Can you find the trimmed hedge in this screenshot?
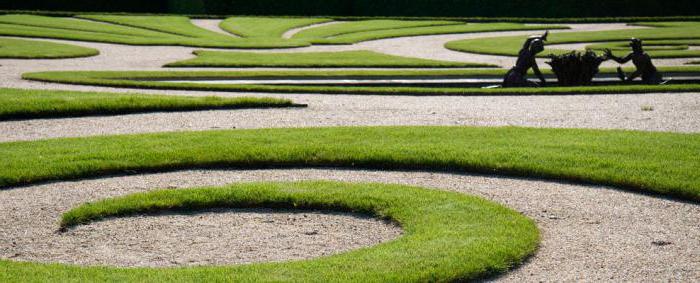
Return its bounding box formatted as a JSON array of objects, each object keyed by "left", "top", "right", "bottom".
[{"left": 2, "top": 0, "right": 699, "bottom": 17}]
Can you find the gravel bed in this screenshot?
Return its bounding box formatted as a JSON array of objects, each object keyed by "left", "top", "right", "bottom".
[{"left": 0, "top": 169, "right": 697, "bottom": 280}]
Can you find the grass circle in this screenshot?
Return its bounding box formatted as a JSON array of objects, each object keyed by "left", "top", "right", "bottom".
[{"left": 3, "top": 181, "right": 538, "bottom": 282}]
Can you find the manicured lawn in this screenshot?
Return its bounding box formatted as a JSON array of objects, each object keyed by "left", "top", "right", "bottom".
[
  {"left": 0, "top": 88, "right": 301, "bottom": 120},
  {"left": 292, "top": 21, "right": 566, "bottom": 44},
  {"left": 219, "top": 17, "right": 331, "bottom": 38},
  {"left": 0, "top": 126, "right": 698, "bottom": 201},
  {"left": 23, "top": 67, "right": 700, "bottom": 96},
  {"left": 0, "top": 14, "right": 564, "bottom": 48},
  {"left": 2, "top": 181, "right": 538, "bottom": 282},
  {"left": 0, "top": 38, "right": 98, "bottom": 59},
  {"left": 445, "top": 22, "right": 700, "bottom": 59},
  {"left": 165, "top": 50, "right": 494, "bottom": 68},
  {"left": 0, "top": 14, "right": 295, "bottom": 48}
]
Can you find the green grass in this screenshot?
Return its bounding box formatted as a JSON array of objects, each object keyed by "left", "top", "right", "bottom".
[
  {"left": 0, "top": 38, "right": 98, "bottom": 59},
  {"left": 0, "top": 88, "right": 301, "bottom": 120},
  {"left": 165, "top": 50, "right": 494, "bottom": 68},
  {"left": 0, "top": 126, "right": 698, "bottom": 201},
  {"left": 2, "top": 180, "right": 538, "bottom": 282},
  {"left": 445, "top": 21, "right": 700, "bottom": 59},
  {"left": 0, "top": 14, "right": 565, "bottom": 49},
  {"left": 291, "top": 20, "right": 566, "bottom": 44},
  {"left": 23, "top": 66, "right": 700, "bottom": 96},
  {"left": 219, "top": 17, "right": 331, "bottom": 38},
  {"left": 0, "top": 14, "right": 302, "bottom": 48}
]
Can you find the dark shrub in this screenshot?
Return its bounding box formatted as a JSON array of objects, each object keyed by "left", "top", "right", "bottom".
[{"left": 547, "top": 51, "right": 605, "bottom": 86}]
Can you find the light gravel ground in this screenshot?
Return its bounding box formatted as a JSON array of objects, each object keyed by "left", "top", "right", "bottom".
[
  {"left": 190, "top": 19, "right": 239, "bottom": 37},
  {"left": 0, "top": 169, "right": 697, "bottom": 280},
  {"left": 1, "top": 92, "right": 699, "bottom": 142}
]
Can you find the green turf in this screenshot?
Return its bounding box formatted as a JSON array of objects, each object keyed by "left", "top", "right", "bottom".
[
  {"left": 0, "top": 14, "right": 301, "bottom": 48},
  {"left": 289, "top": 20, "right": 565, "bottom": 45},
  {"left": 219, "top": 17, "right": 331, "bottom": 38},
  {"left": 0, "top": 126, "right": 698, "bottom": 201},
  {"left": 165, "top": 50, "right": 494, "bottom": 68},
  {"left": 2, "top": 181, "right": 538, "bottom": 282},
  {"left": 445, "top": 22, "right": 700, "bottom": 59},
  {"left": 0, "top": 14, "right": 565, "bottom": 48},
  {"left": 22, "top": 67, "right": 700, "bottom": 96},
  {"left": 0, "top": 38, "right": 98, "bottom": 59},
  {"left": 0, "top": 88, "right": 300, "bottom": 120}
]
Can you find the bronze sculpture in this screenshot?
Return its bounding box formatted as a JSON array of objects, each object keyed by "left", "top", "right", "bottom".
[
  {"left": 604, "top": 38, "right": 663, "bottom": 84},
  {"left": 503, "top": 31, "right": 548, "bottom": 87}
]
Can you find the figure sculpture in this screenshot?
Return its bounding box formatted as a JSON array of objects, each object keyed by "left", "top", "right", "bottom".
[
  {"left": 604, "top": 38, "right": 663, "bottom": 84},
  {"left": 503, "top": 31, "right": 548, "bottom": 87}
]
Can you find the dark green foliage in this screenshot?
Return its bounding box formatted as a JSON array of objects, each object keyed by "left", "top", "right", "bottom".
[
  {"left": 2, "top": 0, "right": 697, "bottom": 17},
  {"left": 547, "top": 51, "right": 605, "bottom": 86}
]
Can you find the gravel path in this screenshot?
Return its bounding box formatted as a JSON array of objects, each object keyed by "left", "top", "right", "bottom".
[
  {"left": 1, "top": 169, "right": 697, "bottom": 280},
  {"left": 190, "top": 19, "right": 239, "bottom": 37},
  {"left": 1, "top": 92, "right": 698, "bottom": 142}
]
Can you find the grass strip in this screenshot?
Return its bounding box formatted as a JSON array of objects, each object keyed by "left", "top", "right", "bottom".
[
  {"left": 0, "top": 88, "right": 301, "bottom": 120},
  {"left": 0, "top": 14, "right": 565, "bottom": 48},
  {"left": 219, "top": 17, "right": 331, "bottom": 38},
  {"left": 294, "top": 21, "right": 567, "bottom": 45},
  {"left": 3, "top": 181, "right": 538, "bottom": 282},
  {"left": 0, "top": 38, "right": 98, "bottom": 59},
  {"left": 22, "top": 67, "right": 700, "bottom": 96},
  {"left": 445, "top": 21, "right": 700, "bottom": 59},
  {"left": 165, "top": 50, "right": 494, "bottom": 68},
  {"left": 0, "top": 126, "right": 698, "bottom": 201}
]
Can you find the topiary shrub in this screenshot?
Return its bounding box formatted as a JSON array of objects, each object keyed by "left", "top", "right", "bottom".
[{"left": 546, "top": 51, "right": 605, "bottom": 86}]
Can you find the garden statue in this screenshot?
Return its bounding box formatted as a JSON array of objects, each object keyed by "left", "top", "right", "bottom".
[
  {"left": 503, "top": 31, "right": 549, "bottom": 87},
  {"left": 604, "top": 38, "right": 664, "bottom": 84}
]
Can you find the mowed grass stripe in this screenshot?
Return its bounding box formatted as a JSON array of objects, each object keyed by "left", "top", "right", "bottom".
[
  {"left": 0, "top": 38, "right": 98, "bottom": 59},
  {"left": 0, "top": 88, "right": 301, "bottom": 120},
  {"left": 22, "top": 67, "right": 700, "bottom": 95},
  {"left": 0, "top": 126, "right": 698, "bottom": 201},
  {"left": 165, "top": 50, "right": 494, "bottom": 68},
  {"left": 445, "top": 22, "right": 700, "bottom": 58}
]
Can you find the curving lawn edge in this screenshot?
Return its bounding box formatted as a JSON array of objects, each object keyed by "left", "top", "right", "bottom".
[
  {"left": 0, "top": 38, "right": 98, "bottom": 59},
  {"left": 2, "top": 181, "right": 539, "bottom": 282},
  {"left": 22, "top": 67, "right": 700, "bottom": 96},
  {"left": 0, "top": 88, "right": 304, "bottom": 120},
  {"left": 164, "top": 50, "right": 495, "bottom": 68},
  {"left": 1, "top": 126, "right": 698, "bottom": 201}
]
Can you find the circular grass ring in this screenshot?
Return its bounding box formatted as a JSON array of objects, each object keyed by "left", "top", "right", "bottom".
[{"left": 6, "top": 181, "right": 539, "bottom": 282}]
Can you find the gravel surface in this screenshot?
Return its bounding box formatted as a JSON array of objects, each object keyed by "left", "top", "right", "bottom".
[
  {"left": 190, "top": 19, "right": 239, "bottom": 37},
  {"left": 0, "top": 171, "right": 402, "bottom": 267},
  {"left": 0, "top": 169, "right": 697, "bottom": 280},
  {"left": 1, "top": 92, "right": 698, "bottom": 142}
]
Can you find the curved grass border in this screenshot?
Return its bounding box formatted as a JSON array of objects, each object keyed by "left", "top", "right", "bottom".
[
  {"left": 3, "top": 181, "right": 538, "bottom": 282},
  {"left": 1, "top": 126, "right": 698, "bottom": 201},
  {"left": 22, "top": 67, "right": 700, "bottom": 96},
  {"left": 0, "top": 88, "right": 303, "bottom": 120},
  {"left": 0, "top": 37, "right": 98, "bottom": 59},
  {"left": 444, "top": 22, "right": 700, "bottom": 59},
  {"left": 164, "top": 50, "right": 494, "bottom": 68}
]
